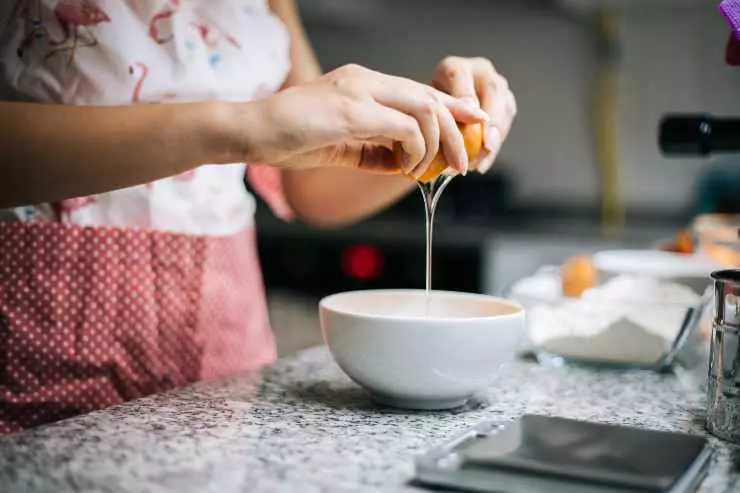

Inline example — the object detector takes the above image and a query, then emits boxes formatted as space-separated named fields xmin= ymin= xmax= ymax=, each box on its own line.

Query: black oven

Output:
xmin=255 ymin=216 xmax=486 ymax=299
xmin=252 ymin=173 xmax=513 ymax=299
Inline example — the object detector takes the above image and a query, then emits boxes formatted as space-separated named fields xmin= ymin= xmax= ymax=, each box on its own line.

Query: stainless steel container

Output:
xmin=706 ymin=269 xmax=740 ymax=444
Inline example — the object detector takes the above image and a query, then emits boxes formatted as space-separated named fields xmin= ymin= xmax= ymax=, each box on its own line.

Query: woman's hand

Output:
xmin=240 ymin=63 xmax=489 ymax=179
xmin=431 ymin=56 xmax=517 ymax=173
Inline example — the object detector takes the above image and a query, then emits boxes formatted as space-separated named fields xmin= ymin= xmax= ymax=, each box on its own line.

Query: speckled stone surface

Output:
xmin=0 ymin=347 xmax=738 ymax=493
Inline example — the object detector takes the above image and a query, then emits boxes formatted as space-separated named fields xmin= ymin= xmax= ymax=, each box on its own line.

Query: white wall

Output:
xmin=299 ymin=0 xmax=740 ymax=211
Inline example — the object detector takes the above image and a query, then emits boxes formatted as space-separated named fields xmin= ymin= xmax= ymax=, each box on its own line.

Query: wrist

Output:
xmin=200 ymin=101 xmax=265 ymax=164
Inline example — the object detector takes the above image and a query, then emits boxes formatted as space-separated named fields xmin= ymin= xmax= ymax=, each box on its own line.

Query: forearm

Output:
xmin=269 ymin=0 xmax=322 ymax=87
xmin=283 ymin=168 xmax=414 ymax=228
xmin=0 ymin=101 xmax=242 ymax=207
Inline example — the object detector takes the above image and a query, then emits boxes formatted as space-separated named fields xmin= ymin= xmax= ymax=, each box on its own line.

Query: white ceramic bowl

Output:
xmin=319 ymin=289 xmax=525 ymax=410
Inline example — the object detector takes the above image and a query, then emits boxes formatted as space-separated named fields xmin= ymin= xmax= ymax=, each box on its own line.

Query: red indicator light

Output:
xmin=341 ymin=244 xmax=384 ymax=280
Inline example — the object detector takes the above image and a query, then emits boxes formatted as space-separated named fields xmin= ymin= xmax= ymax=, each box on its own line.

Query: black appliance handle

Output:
xmin=659 ymin=115 xmax=740 ymax=156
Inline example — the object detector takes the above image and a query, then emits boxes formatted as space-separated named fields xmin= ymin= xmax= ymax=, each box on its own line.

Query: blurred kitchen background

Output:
xmin=258 ymin=0 xmax=740 ymax=356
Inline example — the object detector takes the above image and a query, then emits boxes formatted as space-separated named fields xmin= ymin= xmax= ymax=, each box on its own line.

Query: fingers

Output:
xmin=470 ymin=58 xmax=516 ymax=173
xmin=433 ymin=58 xmax=492 ymax=125
xmin=432 ymin=57 xmax=517 ymax=174
xmin=345 ymin=101 xmax=425 ymax=175
xmin=327 ymin=64 xmax=488 ymax=177
xmin=473 ymin=150 xmax=496 ymax=174
xmin=435 ymin=97 xmax=468 ymax=175
xmin=474 ymin=60 xmax=515 ymax=142
xmin=433 ymin=56 xmax=478 ymax=105
xmin=375 ymin=90 xmax=475 ymax=176
xmin=373 ymin=89 xmax=441 ymax=176
xmin=350 ymin=67 xmax=477 ymax=177
xmin=430 ymin=87 xmax=488 ymax=124
xmin=476 ymin=73 xmax=516 ymax=173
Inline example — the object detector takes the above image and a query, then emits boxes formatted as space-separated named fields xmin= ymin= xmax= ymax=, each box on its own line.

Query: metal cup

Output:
xmin=706 ymin=269 xmax=740 ymax=444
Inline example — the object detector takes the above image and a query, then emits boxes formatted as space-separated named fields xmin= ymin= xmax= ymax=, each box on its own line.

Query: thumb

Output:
xmin=341 ymin=142 xmax=401 ymax=174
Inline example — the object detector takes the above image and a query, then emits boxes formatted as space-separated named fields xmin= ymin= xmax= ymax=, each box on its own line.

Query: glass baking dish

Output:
xmin=505 ymin=266 xmax=712 ymax=371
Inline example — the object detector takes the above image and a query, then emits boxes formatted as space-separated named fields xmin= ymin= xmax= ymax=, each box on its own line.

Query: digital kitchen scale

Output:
xmin=414 ymin=415 xmax=712 ymax=493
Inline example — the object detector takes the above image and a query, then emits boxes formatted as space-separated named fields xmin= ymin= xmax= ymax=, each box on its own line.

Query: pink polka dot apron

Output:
xmin=0 ymin=0 xmax=295 ymax=434
xmin=0 ymin=222 xmax=277 ymax=434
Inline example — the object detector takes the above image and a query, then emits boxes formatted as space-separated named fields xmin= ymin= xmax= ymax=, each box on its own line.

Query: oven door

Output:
xmin=256 ymin=217 xmax=485 ymax=299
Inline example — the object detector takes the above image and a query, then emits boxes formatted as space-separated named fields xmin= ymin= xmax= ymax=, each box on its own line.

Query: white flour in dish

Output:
xmin=525 ymin=275 xmax=701 ymax=365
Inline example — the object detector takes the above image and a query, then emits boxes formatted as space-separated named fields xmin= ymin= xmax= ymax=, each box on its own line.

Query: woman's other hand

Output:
xmin=238 ymin=64 xmax=489 ymax=178
xmin=431 ymin=56 xmax=517 ymax=173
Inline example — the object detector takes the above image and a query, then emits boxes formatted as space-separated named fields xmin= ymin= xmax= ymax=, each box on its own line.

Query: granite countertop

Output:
xmin=1 ymin=347 xmax=738 ymax=493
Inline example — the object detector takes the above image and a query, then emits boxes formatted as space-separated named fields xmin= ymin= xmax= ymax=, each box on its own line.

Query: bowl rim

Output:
xmin=319 ymin=289 xmax=524 ymax=323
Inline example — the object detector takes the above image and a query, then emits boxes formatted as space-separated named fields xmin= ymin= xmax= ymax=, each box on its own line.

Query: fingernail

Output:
xmin=459 ymin=97 xmax=488 ymax=121
xmin=460 ymin=97 xmax=479 ymax=109
xmin=410 ymin=162 xmax=425 ymax=179
xmin=476 ymin=152 xmax=496 ymax=174
xmin=459 ymin=152 xmax=469 ymax=176
xmin=485 ymin=125 xmax=501 ymax=153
